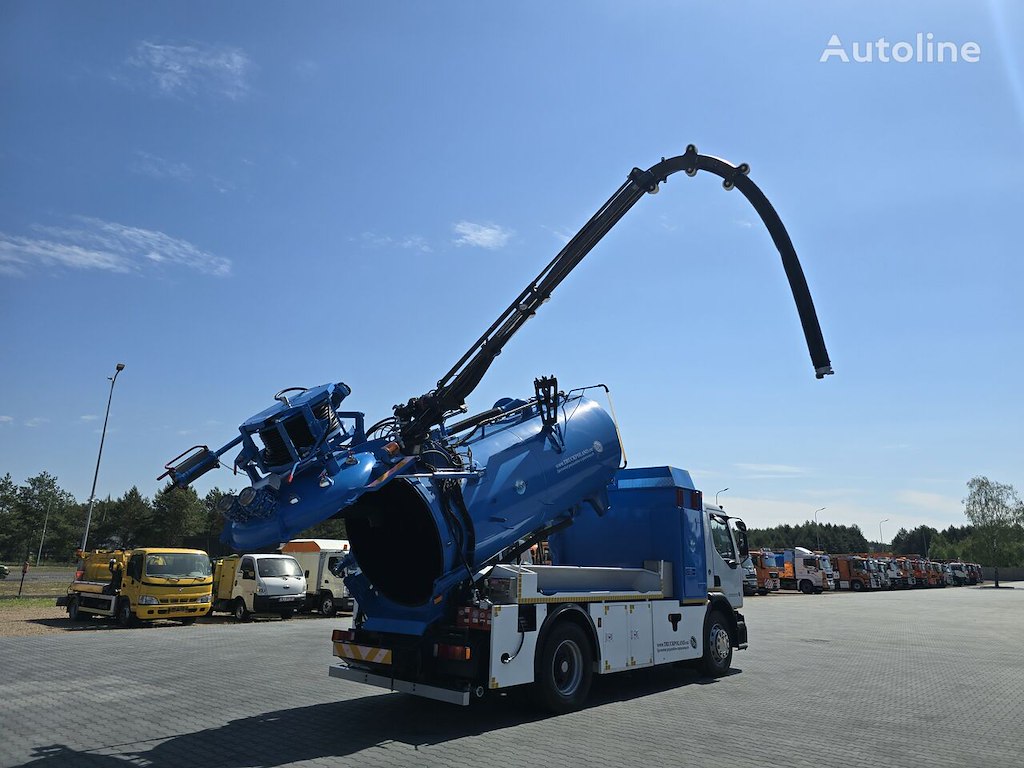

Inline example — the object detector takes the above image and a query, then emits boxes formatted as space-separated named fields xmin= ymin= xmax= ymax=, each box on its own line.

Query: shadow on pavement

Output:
xmin=13 ymin=665 xmax=740 ymax=767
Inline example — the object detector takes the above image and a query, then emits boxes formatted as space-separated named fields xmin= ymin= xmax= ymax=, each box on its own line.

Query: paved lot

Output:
xmin=1 ymin=586 xmax=1021 ymax=768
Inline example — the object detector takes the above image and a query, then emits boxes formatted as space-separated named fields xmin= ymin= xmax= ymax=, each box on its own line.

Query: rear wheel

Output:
xmin=233 ymin=598 xmax=250 ymax=622
xmin=319 ymin=593 xmax=336 ymax=617
xmin=67 ymin=596 xmax=85 ymax=621
xmin=700 ymin=609 xmax=734 ymax=677
xmin=535 ymin=622 xmax=593 ymax=714
xmin=851 ymin=580 xmax=863 ymax=592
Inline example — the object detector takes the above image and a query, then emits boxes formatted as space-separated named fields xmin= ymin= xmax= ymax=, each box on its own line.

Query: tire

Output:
xmin=319 ymin=592 xmax=336 ymax=617
xmin=233 ymin=598 xmax=250 ymax=622
xmin=67 ymin=596 xmax=85 ymax=622
xmin=851 ymin=580 xmax=863 ymax=592
xmin=535 ymin=622 xmax=593 ymax=714
xmin=117 ymin=599 xmax=138 ymax=628
xmin=178 ymin=617 xmax=196 ymax=626
xmin=279 ymin=609 xmax=294 ymax=620
xmin=757 ymin=589 xmax=768 ymax=596
xmin=799 ymin=580 xmax=813 ymax=595
xmin=700 ymin=609 xmax=734 ymax=677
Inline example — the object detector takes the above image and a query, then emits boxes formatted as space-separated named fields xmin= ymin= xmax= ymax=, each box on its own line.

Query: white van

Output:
xmin=211 ymin=554 xmax=307 ymax=620
xmin=280 ymin=539 xmax=353 ymax=616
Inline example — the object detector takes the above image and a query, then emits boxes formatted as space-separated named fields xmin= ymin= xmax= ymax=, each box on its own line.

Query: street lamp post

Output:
xmin=814 ymin=507 xmax=826 ymax=551
xmin=36 ymin=501 xmax=51 ymax=566
xmin=879 ymin=518 xmax=890 ymax=553
xmin=80 ymin=362 xmax=125 ymax=552
xmin=715 ymin=488 xmax=729 ymax=507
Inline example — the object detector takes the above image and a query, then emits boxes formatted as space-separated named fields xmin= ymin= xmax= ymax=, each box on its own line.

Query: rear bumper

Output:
xmin=329 ymin=664 xmax=471 ymax=706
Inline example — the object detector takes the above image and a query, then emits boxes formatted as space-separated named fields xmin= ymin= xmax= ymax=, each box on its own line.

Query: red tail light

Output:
xmin=332 ymin=629 xmax=356 ymax=643
xmin=433 ymin=643 xmax=472 ymax=661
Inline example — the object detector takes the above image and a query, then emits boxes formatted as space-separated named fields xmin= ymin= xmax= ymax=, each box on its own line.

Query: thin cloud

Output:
xmin=130 ymin=151 xmax=195 ymax=182
xmin=737 ymin=462 xmax=806 ymax=481
xmin=25 ymin=418 xmax=49 ymax=428
xmin=453 ymin=221 xmax=512 ymax=250
xmin=125 ymin=41 xmax=253 ymax=100
xmin=0 ymin=217 xmax=231 ymax=278
xmin=358 ymin=232 xmax=432 ymax=253
xmin=896 ymin=489 xmax=963 ymax=517
xmin=0 ymin=416 xmax=12 ymax=424
xmin=80 ymin=415 xmax=99 ymax=422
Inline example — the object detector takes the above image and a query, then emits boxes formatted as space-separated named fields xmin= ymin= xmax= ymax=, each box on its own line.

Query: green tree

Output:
xmin=151 ymin=484 xmax=205 ymax=547
xmin=962 ymin=476 xmax=1024 ymax=587
xmin=99 ymin=487 xmax=154 ymax=549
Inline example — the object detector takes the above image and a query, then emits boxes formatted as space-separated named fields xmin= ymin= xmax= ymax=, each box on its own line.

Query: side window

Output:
xmin=128 ymin=554 xmax=143 ymax=581
xmin=708 ymin=515 xmax=735 ymax=561
xmin=803 ymin=558 xmax=817 ymax=568
xmin=240 ymin=558 xmax=255 ymax=580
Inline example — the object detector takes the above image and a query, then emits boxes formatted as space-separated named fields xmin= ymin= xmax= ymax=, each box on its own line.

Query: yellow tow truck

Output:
xmin=57 ymin=548 xmax=213 ymax=627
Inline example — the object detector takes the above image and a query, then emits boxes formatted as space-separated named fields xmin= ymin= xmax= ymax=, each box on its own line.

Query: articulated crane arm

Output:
xmin=393 ymin=144 xmax=833 ymax=450
xmin=159 ymin=145 xmax=833 ymax=554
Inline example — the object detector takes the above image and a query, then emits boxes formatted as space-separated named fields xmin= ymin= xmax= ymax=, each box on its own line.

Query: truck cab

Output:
xmin=211 ymin=554 xmax=307 ymax=620
xmin=281 ymin=538 xmax=354 ymax=616
xmin=780 ymin=547 xmax=824 ymax=594
xmin=750 ymin=551 xmax=782 ymax=595
xmin=703 ymin=502 xmax=748 ymax=608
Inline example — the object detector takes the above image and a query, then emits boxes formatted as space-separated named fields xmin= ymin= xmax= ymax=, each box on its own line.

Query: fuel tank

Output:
xmin=344 ymin=393 xmax=622 ymax=635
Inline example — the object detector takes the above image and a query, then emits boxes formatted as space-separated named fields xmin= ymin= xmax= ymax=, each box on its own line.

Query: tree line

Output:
xmin=0 ymin=471 xmax=346 ymax=564
xmin=2 ymin=471 xmax=1020 ymax=571
xmin=746 ymin=476 xmax=1024 ymax=572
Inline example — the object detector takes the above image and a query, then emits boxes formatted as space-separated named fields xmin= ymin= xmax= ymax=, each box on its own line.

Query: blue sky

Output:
xmin=1 ymin=1 xmax=1021 ymax=544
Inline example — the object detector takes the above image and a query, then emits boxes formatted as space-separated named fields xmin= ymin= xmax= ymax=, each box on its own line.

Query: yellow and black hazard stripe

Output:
xmin=333 ymin=642 xmax=392 ymax=665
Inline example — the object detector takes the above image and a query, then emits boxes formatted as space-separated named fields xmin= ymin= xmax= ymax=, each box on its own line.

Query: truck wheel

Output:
xmin=233 ymin=598 xmax=250 ymax=622
xmin=117 ymin=599 xmax=138 ymax=628
xmin=279 ymin=609 xmax=294 ymax=620
xmin=799 ymin=580 xmax=813 ymax=595
xmin=67 ymin=596 xmax=86 ymax=621
xmin=535 ymin=622 xmax=593 ymax=714
xmin=319 ymin=593 xmax=336 ymax=617
xmin=178 ymin=618 xmax=196 ymax=626
xmin=700 ymin=610 xmax=733 ymax=677
xmin=851 ymin=580 xmax=863 ymax=592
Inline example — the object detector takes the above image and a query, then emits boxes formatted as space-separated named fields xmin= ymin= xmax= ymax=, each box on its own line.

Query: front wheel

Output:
xmin=233 ymin=598 xmax=250 ymax=622
xmin=117 ymin=599 xmax=138 ymax=628
xmin=851 ymin=580 xmax=863 ymax=592
xmin=279 ymin=609 xmax=294 ymax=620
xmin=700 ymin=610 xmax=734 ymax=677
xmin=319 ymin=593 xmax=336 ymax=617
xmin=799 ymin=580 xmax=813 ymax=595
xmin=535 ymin=622 xmax=593 ymax=714
xmin=178 ymin=617 xmax=196 ymax=626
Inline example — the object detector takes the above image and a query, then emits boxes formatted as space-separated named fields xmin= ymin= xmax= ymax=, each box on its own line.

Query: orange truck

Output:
xmin=833 ymin=554 xmax=881 ymax=591
xmin=750 ymin=551 xmax=782 ymax=595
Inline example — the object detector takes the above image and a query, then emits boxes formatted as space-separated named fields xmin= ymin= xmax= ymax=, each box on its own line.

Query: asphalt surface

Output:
xmin=0 ymin=585 xmax=1021 ymax=768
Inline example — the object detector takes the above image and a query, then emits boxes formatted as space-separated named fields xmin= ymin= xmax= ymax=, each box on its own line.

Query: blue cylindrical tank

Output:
xmin=344 ymin=393 xmax=622 ymax=634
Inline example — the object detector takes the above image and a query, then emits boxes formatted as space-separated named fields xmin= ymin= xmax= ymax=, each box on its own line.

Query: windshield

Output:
xmin=257 ymin=557 xmax=303 ymax=578
xmin=819 ymin=556 xmax=832 ymax=571
xmin=145 ymin=553 xmax=212 ymax=579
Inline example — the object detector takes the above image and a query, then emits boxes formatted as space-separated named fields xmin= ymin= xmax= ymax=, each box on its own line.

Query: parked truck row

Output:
xmin=740 ymin=547 xmax=984 ymax=594
xmin=57 ymin=540 xmax=354 ymax=625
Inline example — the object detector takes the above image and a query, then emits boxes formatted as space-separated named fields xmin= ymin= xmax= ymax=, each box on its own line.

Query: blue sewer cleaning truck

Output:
xmin=161 ymin=146 xmax=832 ymax=712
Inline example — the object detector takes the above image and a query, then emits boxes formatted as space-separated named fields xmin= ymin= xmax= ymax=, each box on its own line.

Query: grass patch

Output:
xmin=0 ymin=596 xmax=58 ymax=610
xmin=0 ymin=580 xmax=70 ymax=598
